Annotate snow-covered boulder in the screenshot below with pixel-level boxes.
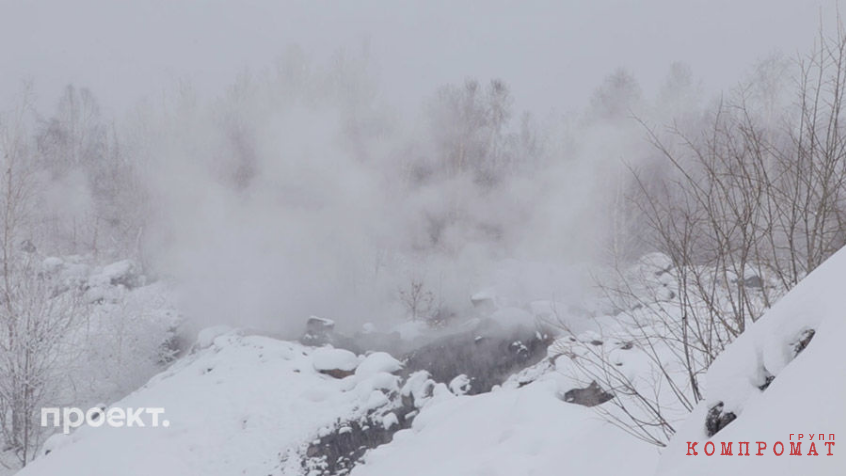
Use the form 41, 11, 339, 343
355, 352, 403, 379
470, 288, 498, 313
350, 378, 657, 476
312, 347, 359, 378
448, 374, 471, 395
41, 256, 65, 274
299, 315, 364, 353
301, 315, 335, 346
89, 259, 145, 289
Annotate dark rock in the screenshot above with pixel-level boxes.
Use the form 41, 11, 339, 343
307, 316, 336, 334
299, 316, 362, 353
302, 401, 416, 476
562, 381, 614, 407
742, 276, 764, 289
319, 368, 355, 379
470, 292, 497, 314
705, 402, 736, 437
792, 328, 816, 356
758, 373, 775, 391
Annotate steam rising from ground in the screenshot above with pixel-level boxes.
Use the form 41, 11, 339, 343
125, 53, 662, 337
3, 2, 833, 338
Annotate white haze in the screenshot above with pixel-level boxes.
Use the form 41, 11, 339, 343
0, 1, 839, 337
0, 0, 831, 115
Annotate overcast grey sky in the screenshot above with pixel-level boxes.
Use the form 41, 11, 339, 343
0, 0, 836, 117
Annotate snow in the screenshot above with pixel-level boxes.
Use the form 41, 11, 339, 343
470, 287, 498, 313
16, 335, 402, 476
41, 256, 64, 274
355, 352, 403, 379
88, 259, 143, 288
391, 319, 429, 341
16, 246, 846, 476
381, 413, 399, 430
311, 347, 359, 372
195, 326, 237, 349
448, 374, 471, 395
658, 247, 846, 476
401, 371, 437, 408
350, 378, 657, 476
487, 307, 535, 331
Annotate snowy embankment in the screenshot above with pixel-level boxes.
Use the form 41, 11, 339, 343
17, 326, 657, 476
349, 364, 658, 476
16, 247, 846, 476
657, 247, 846, 475
20, 330, 410, 476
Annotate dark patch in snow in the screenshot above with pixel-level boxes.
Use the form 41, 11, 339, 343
301, 401, 416, 475
299, 317, 409, 356
705, 402, 736, 437
792, 328, 816, 356
562, 381, 614, 407
758, 373, 775, 391
757, 363, 776, 391
299, 317, 363, 353
319, 368, 355, 379
401, 323, 552, 395
742, 275, 764, 289
757, 329, 816, 392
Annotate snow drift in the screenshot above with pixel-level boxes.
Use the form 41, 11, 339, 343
658, 247, 846, 475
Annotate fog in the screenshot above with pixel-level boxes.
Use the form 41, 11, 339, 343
0, 0, 838, 337
1, 0, 829, 115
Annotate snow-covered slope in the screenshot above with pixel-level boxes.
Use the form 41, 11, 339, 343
17, 327, 656, 476
350, 376, 657, 476
658, 248, 846, 475
18, 331, 406, 476
17, 247, 846, 476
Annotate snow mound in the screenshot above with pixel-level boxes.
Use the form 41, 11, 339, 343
350, 378, 657, 476
16, 335, 403, 476
355, 352, 403, 379
88, 259, 145, 289
658, 247, 846, 476
194, 325, 237, 349
312, 347, 359, 373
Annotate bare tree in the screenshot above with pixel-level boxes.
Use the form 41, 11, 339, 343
0, 89, 84, 467
583, 24, 846, 447
398, 277, 435, 322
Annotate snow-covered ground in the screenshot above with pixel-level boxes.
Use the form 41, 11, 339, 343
657, 247, 846, 475
13, 248, 846, 475
19, 331, 410, 476
17, 329, 656, 476
350, 367, 658, 476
